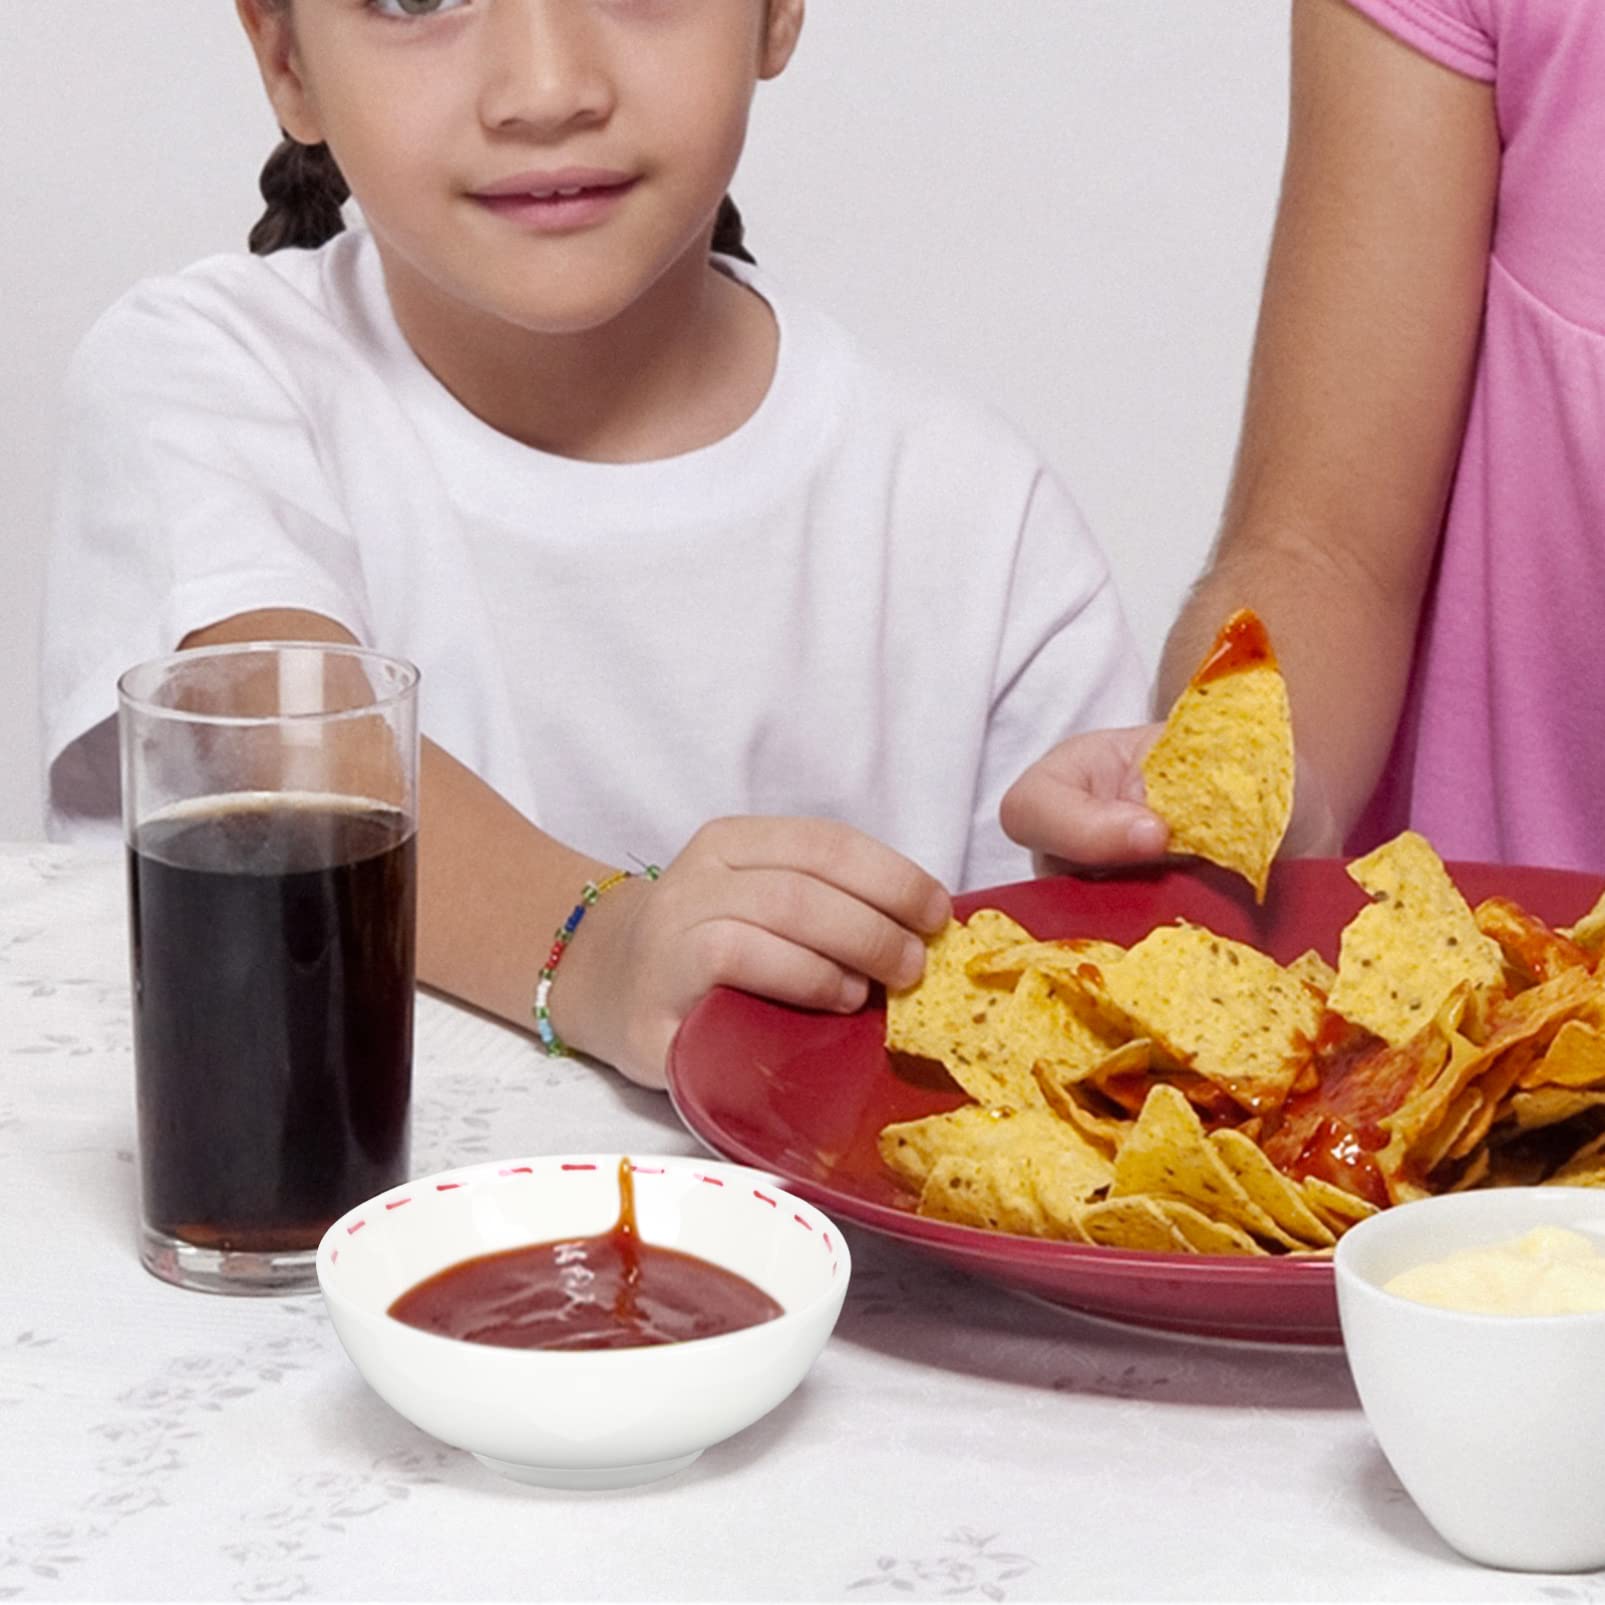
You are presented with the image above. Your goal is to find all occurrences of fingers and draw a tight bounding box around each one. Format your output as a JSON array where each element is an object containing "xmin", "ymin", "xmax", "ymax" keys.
[
  {"xmin": 1007, "ymin": 784, "xmax": 1170, "ymax": 866},
  {"xmin": 668, "ymin": 864, "xmax": 929, "ymax": 993},
  {"xmin": 699, "ymin": 919, "xmax": 875, "ymax": 1013},
  {"xmin": 687, "ymin": 816, "xmax": 951, "ymax": 934},
  {"xmin": 999, "ymin": 726, "xmax": 1171, "ymax": 868}
]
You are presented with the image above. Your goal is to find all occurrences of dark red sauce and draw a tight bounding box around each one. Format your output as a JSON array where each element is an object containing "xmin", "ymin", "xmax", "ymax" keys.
[
  {"xmin": 1260, "ymin": 1012, "xmax": 1418, "ymax": 1210},
  {"xmin": 1191, "ymin": 608, "xmax": 1277, "ymax": 687},
  {"xmin": 387, "ymin": 1159, "xmax": 784, "ymax": 1351}
]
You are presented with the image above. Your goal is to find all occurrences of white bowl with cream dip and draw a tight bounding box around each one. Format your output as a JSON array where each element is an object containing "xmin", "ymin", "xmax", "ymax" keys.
[{"xmin": 1335, "ymin": 1187, "xmax": 1605, "ymax": 1572}]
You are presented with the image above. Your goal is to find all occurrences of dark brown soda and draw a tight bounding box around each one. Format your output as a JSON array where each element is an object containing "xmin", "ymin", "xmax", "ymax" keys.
[{"xmin": 128, "ymin": 796, "xmax": 415, "ymax": 1252}]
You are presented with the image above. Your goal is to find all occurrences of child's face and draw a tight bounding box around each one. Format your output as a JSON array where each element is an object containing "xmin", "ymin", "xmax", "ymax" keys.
[{"xmin": 242, "ymin": 0, "xmax": 801, "ymax": 335}]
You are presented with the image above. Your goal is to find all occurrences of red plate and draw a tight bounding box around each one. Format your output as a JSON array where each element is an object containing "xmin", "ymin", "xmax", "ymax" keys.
[{"xmin": 666, "ymin": 858, "xmax": 1605, "ymax": 1346}]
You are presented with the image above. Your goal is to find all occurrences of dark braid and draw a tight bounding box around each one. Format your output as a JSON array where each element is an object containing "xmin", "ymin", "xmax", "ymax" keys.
[
  {"xmin": 249, "ymin": 135, "xmax": 350, "ymax": 255},
  {"xmin": 712, "ymin": 194, "xmax": 755, "ymax": 265}
]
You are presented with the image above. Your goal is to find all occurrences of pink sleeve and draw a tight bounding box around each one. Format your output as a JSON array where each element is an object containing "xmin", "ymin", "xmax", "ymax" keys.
[{"xmin": 1342, "ymin": 0, "xmax": 1497, "ymax": 82}]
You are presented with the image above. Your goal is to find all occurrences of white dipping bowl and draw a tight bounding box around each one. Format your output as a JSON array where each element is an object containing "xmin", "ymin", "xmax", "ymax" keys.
[
  {"xmin": 316, "ymin": 1154, "xmax": 850, "ymax": 1490},
  {"xmin": 1335, "ymin": 1187, "xmax": 1605, "ymax": 1572}
]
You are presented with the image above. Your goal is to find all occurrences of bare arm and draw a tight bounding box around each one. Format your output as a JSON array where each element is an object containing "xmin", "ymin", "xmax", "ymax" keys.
[
  {"xmin": 181, "ymin": 609, "xmax": 947, "ymax": 1085},
  {"xmin": 1159, "ymin": 0, "xmax": 1499, "ymax": 833}
]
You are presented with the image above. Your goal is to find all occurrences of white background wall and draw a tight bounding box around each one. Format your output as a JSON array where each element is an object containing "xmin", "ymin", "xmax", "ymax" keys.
[{"xmin": 0, "ymin": 0, "xmax": 1290, "ymax": 841}]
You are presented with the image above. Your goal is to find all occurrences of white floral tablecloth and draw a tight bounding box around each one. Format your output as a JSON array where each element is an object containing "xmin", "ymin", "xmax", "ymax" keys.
[{"xmin": 0, "ymin": 843, "xmax": 1591, "ymax": 1603}]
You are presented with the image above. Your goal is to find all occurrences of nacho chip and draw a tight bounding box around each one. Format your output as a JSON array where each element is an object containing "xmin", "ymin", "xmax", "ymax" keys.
[
  {"xmin": 1475, "ymin": 897, "xmax": 1591, "ymax": 985},
  {"xmin": 1285, "ymin": 949, "xmax": 1337, "ymax": 997},
  {"xmin": 1546, "ymin": 1129, "xmax": 1605, "ymax": 1188},
  {"xmin": 1561, "ymin": 890, "xmax": 1605, "ymax": 962},
  {"xmin": 1150, "ymin": 1197, "xmax": 1266, "ymax": 1256},
  {"xmin": 1518, "ymin": 1019, "xmax": 1605, "ymax": 1091},
  {"xmin": 1032, "ymin": 1057, "xmax": 1131, "ymax": 1152},
  {"xmin": 915, "ymin": 1151, "xmax": 1097, "ymax": 1241},
  {"xmin": 990, "ymin": 967, "xmax": 1123, "ymax": 1107},
  {"xmin": 1078, "ymin": 1195, "xmax": 1193, "ymax": 1254},
  {"xmin": 1407, "ymin": 1083, "xmax": 1484, "ymax": 1176},
  {"xmin": 885, "ymin": 916, "xmax": 1017, "ymax": 1104},
  {"xmin": 1141, "ymin": 608, "xmax": 1293, "ymax": 902},
  {"xmin": 1299, "ymin": 1176, "xmax": 1379, "ymax": 1236},
  {"xmin": 1109, "ymin": 1084, "xmax": 1305, "ymax": 1249},
  {"xmin": 1501, "ymin": 1087, "xmax": 1605, "ymax": 1134},
  {"xmin": 917, "ymin": 1155, "xmax": 1051, "ymax": 1237},
  {"xmin": 1327, "ymin": 832, "xmax": 1504, "ymax": 1046},
  {"xmin": 1209, "ymin": 1128, "xmax": 1335, "ymax": 1247},
  {"xmin": 878, "ymin": 1104, "xmax": 1112, "ymax": 1196},
  {"xmin": 966, "ymin": 937, "xmax": 1125, "ymax": 985},
  {"xmin": 1088, "ymin": 924, "xmax": 1321, "ymax": 1113},
  {"xmin": 1435, "ymin": 969, "xmax": 1601, "ymax": 1161}
]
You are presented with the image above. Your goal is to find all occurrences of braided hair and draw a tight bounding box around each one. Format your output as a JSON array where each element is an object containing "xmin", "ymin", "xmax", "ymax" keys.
[
  {"xmin": 711, "ymin": 194, "xmax": 755, "ymax": 264},
  {"xmin": 248, "ymin": 136, "xmax": 755, "ymax": 263},
  {"xmin": 248, "ymin": 135, "xmax": 350, "ymax": 255}
]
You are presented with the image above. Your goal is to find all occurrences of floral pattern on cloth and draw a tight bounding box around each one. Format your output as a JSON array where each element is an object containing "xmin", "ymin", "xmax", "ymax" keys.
[{"xmin": 3, "ymin": 845, "xmax": 1597, "ymax": 1602}]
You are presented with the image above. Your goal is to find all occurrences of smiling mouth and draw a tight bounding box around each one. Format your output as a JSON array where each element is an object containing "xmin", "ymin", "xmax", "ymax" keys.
[
  {"xmin": 473, "ymin": 177, "xmax": 637, "ymax": 203},
  {"xmin": 469, "ymin": 178, "xmax": 638, "ymax": 230}
]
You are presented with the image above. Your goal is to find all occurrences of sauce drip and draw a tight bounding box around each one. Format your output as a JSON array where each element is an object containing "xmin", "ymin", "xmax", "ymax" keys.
[
  {"xmin": 1191, "ymin": 608, "xmax": 1277, "ymax": 687},
  {"xmin": 387, "ymin": 1159, "xmax": 784, "ymax": 1351}
]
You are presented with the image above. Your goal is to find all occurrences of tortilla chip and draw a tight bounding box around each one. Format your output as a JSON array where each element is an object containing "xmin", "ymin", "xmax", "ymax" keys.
[
  {"xmin": 1299, "ymin": 1176, "xmax": 1379, "ymax": 1236},
  {"xmin": 1088, "ymin": 924, "xmax": 1321, "ymax": 1113},
  {"xmin": 1109, "ymin": 1084, "xmax": 1305, "ymax": 1249},
  {"xmin": 1518, "ymin": 1019, "xmax": 1605, "ymax": 1091},
  {"xmin": 1436, "ymin": 970, "xmax": 1602, "ymax": 1161},
  {"xmin": 1149, "ymin": 1197, "xmax": 1266, "ymax": 1256},
  {"xmin": 1078, "ymin": 1195, "xmax": 1193, "ymax": 1253},
  {"xmin": 915, "ymin": 1152, "xmax": 1096, "ymax": 1242},
  {"xmin": 917, "ymin": 1155, "xmax": 1050, "ymax": 1236},
  {"xmin": 885, "ymin": 917, "xmax": 1017, "ymax": 1104},
  {"xmin": 1546, "ymin": 1129, "xmax": 1605, "ymax": 1187},
  {"xmin": 1407, "ymin": 1083, "xmax": 1484, "ymax": 1175},
  {"xmin": 1209, "ymin": 1128, "xmax": 1335, "ymax": 1247},
  {"xmin": 1141, "ymin": 608, "xmax": 1293, "ymax": 902},
  {"xmin": 1561, "ymin": 890, "xmax": 1605, "ymax": 962},
  {"xmin": 989, "ymin": 967, "xmax": 1123, "ymax": 1107},
  {"xmin": 1032, "ymin": 1057, "xmax": 1132, "ymax": 1154},
  {"xmin": 1475, "ymin": 897, "xmax": 1592, "ymax": 985},
  {"xmin": 878, "ymin": 1104, "xmax": 1112, "ymax": 1197},
  {"xmin": 1287, "ymin": 949, "xmax": 1338, "ymax": 996},
  {"xmin": 1501, "ymin": 1087, "xmax": 1605, "ymax": 1134},
  {"xmin": 966, "ymin": 937, "xmax": 1125, "ymax": 985},
  {"xmin": 1327, "ymin": 831, "xmax": 1505, "ymax": 1046}
]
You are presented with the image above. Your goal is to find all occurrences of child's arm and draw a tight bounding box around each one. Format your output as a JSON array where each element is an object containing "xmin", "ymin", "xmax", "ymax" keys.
[
  {"xmin": 1003, "ymin": 0, "xmax": 1498, "ymax": 866},
  {"xmin": 183, "ymin": 608, "xmax": 950, "ymax": 1088}
]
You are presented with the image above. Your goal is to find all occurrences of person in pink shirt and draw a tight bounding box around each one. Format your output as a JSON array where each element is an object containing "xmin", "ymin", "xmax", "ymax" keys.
[{"xmin": 1007, "ymin": 0, "xmax": 1605, "ymax": 874}]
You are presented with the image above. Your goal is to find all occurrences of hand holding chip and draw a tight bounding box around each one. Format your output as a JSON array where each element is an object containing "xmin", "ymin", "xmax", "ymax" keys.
[
  {"xmin": 1002, "ymin": 609, "xmax": 1341, "ymax": 889},
  {"xmin": 999, "ymin": 722, "xmax": 1172, "ymax": 872},
  {"xmin": 552, "ymin": 815, "xmax": 951, "ymax": 1088}
]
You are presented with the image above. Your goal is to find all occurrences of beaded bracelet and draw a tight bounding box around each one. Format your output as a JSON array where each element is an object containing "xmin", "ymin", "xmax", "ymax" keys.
[{"xmin": 532, "ymin": 865, "xmax": 661, "ymax": 1057}]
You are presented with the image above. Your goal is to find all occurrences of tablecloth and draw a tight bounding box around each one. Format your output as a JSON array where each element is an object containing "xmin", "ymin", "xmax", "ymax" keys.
[{"xmin": 0, "ymin": 845, "xmax": 1584, "ymax": 1602}]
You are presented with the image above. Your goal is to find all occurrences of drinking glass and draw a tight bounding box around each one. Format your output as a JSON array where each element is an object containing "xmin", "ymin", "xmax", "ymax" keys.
[{"xmin": 118, "ymin": 642, "xmax": 420, "ymax": 1294}]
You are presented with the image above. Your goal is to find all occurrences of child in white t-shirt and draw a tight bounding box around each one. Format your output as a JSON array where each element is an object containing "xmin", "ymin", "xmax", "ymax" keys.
[{"xmin": 42, "ymin": 0, "xmax": 1145, "ymax": 1088}]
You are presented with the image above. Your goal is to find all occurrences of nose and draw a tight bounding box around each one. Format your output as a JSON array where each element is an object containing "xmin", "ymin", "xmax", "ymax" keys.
[{"xmin": 478, "ymin": 0, "xmax": 615, "ymax": 137}]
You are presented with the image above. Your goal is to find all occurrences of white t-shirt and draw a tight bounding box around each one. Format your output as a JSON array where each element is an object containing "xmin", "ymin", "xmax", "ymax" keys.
[{"xmin": 42, "ymin": 225, "xmax": 1145, "ymax": 890}]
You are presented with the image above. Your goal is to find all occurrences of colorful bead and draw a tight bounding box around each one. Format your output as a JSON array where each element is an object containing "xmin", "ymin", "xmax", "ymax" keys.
[{"xmin": 532, "ymin": 865, "xmax": 661, "ymax": 1057}]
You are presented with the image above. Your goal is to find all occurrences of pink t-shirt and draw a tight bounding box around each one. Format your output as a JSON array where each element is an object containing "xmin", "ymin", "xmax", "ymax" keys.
[{"xmin": 1345, "ymin": 0, "xmax": 1605, "ymax": 871}]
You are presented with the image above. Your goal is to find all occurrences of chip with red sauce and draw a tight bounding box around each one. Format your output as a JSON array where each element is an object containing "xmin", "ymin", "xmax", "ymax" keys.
[{"xmin": 881, "ymin": 830, "xmax": 1605, "ymax": 1256}]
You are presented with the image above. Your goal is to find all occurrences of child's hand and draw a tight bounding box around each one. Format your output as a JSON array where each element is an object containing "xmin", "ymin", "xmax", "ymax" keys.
[
  {"xmin": 1001, "ymin": 726, "xmax": 1344, "ymax": 873},
  {"xmin": 552, "ymin": 817, "xmax": 952, "ymax": 1090},
  {"xmin": 1000, "ymin": 725, "xmax": 1170, "ymax": 873}
]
